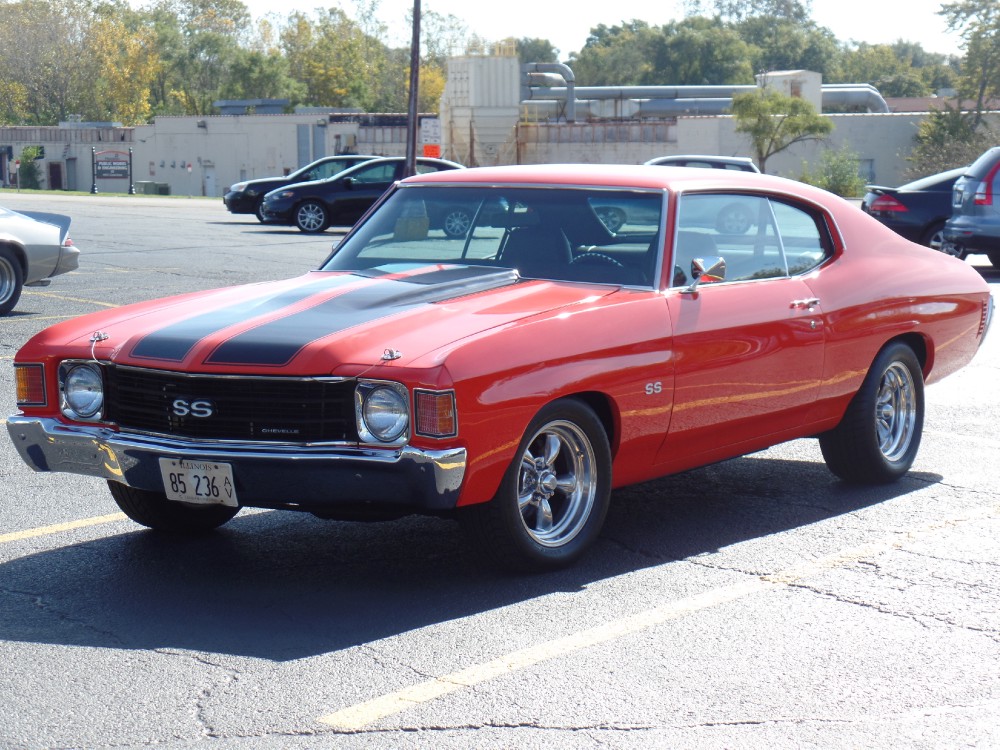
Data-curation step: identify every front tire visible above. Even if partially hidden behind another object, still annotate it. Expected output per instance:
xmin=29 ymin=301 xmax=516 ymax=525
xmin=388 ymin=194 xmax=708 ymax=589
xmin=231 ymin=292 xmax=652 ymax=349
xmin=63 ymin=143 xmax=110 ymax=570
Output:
xmin=0 ymin=245 xmax=25 ymax=316
xmin=295 ymin=200 xmax=329 ymax=233
xmin=461 ymin=399 xmax=611 ymax=572
xmin=108 ymin=481 xmax=239 ymax=533
xmin=819 ymin=342 xmax=924 ymax=484
xmin=988 ymin=251 xmax=1000 ymax=268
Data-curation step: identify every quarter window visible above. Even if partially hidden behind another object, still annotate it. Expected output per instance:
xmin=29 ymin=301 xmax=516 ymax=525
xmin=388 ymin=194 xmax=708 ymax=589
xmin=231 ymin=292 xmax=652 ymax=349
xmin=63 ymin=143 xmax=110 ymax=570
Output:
xmin=672 ymin=193 xmax=829 ymax=286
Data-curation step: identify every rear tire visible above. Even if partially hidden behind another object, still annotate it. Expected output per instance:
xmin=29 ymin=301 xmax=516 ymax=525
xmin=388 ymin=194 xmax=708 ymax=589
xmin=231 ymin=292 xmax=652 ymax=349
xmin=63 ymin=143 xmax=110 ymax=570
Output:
xmin=819 ymin=342 xmax=924 ymax=484
xmin=108 ymin=481 xmax=239 ymax=533
xmin=988 ymin=251 xmax=1000 ymax=269
xmin=0 ymin=245 xmax=24 ymax=316
xmin=920 ymin=220 xmax=946 ymax=251
xmin=460 ymin=399 xmax=611 ymax=572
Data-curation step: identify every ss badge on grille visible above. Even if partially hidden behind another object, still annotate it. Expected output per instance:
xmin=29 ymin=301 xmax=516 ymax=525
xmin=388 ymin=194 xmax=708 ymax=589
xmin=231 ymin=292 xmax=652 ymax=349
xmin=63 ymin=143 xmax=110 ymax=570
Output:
xmin=171 ymin=398 xmax=215 ymax=418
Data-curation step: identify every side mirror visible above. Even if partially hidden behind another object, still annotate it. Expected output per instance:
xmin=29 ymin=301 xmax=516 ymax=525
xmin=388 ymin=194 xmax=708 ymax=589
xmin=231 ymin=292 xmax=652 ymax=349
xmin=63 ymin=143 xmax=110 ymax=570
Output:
xmin=684 ymin=256 xmax=726 ymax=293
xmin=342 ymin=177 xmax=355 ymax=190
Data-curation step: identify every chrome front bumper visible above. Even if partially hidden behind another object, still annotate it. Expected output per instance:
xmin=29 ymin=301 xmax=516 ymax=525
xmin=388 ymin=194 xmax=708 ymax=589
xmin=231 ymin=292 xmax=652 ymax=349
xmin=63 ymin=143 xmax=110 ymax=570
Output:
xmin=6 ymin=416 xmax=467 ymax=511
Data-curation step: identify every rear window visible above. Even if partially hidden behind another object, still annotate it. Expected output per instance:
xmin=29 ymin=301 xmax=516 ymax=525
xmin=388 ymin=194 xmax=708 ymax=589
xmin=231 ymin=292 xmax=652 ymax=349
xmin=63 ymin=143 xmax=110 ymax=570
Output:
xmin=966 ymin=147 xmax=1000 ymax=179
xmin=898 ymin=167 xmax=966 ymax=191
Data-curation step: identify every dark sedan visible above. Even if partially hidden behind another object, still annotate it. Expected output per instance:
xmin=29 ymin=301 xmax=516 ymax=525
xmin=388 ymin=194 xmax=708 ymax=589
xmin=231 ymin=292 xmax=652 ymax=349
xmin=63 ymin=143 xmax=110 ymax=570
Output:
xmin=861 ymin=167 xmax=966 ymax=250
xmin=260 ymin=157 xmax=464 ymax=232
xmin=223 ymin=154 xmax=377 ymax=221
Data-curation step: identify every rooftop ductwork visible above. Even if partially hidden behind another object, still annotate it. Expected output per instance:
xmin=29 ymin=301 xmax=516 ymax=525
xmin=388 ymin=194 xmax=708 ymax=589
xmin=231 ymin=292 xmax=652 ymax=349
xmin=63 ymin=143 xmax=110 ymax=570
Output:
xmin=520 ymin=67 xmax=891 ymax=120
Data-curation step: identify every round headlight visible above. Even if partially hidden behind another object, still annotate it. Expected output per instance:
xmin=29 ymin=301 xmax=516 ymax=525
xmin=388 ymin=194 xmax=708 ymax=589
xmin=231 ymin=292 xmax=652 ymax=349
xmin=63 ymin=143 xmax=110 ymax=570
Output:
xmin=63 ymin=364 xmax=104 ymax=418
xmin=361 ymin=386 xmax=408 ymax=443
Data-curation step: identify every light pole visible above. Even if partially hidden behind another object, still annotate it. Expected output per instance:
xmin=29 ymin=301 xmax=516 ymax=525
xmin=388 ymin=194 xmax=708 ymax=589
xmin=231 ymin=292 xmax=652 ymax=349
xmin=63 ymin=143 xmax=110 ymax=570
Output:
xmin=404 ymin=0 xmax=421 ymax=178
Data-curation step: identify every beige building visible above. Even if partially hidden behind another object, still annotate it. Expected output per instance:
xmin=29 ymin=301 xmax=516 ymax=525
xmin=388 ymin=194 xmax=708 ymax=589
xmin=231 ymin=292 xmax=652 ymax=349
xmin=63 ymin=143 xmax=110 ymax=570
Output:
xmin=1 ymin=55 xmax=992 ymax=197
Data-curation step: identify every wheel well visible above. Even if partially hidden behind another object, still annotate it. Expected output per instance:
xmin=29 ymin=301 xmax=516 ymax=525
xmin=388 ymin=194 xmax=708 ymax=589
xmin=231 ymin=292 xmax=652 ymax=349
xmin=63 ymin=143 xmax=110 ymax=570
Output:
xmin=565 ymin=391 xmax=617 ymax=452
xmin=889 ymin=332 xmax=929 ymax=375
xmin=0 ymin=241 xmax=27 ymax=275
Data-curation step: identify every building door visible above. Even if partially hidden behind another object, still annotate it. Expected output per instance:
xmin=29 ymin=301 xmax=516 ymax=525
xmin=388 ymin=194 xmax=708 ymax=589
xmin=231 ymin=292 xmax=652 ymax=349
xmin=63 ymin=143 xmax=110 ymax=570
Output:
xmin=48 ymin=162 xmax=64 ymax=190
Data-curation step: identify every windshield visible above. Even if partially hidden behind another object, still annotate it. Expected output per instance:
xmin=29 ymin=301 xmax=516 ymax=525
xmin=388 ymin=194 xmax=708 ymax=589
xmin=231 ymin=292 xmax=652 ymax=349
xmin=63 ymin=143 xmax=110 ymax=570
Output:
xmin=321 ymin=185 xmax=664 ymax=287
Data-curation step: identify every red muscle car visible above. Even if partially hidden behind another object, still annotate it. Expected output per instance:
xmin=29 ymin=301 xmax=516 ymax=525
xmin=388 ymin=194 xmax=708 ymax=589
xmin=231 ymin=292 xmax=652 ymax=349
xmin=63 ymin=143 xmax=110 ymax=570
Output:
xmin=7 ymin=165 xmax=994 ymax=572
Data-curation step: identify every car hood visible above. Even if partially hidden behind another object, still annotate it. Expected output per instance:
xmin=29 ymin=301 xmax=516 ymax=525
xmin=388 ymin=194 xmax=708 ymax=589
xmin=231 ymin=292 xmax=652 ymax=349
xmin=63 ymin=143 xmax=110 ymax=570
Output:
xmin=38 ymin=265 xmax=617 ymax=376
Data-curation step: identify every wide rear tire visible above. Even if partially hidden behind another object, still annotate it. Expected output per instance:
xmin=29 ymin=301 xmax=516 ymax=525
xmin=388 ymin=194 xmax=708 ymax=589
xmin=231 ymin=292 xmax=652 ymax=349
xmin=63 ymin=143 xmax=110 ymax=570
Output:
xmin=819 ymin=342 xmax=924 ymax=484
xmin=108 ymin=481 xmax=239 ymax=533
xmin=461 ymin=399 xmax=611 ymax=572
xmin=0 ymin=246 xmax=24 ymax=316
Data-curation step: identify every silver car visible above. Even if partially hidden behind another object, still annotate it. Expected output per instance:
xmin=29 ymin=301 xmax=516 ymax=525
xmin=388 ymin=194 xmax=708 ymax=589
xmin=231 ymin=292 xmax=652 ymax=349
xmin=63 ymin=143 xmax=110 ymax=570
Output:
xmin=0 ymin=206 xmax=79 ymax=315
xmin=943 ymin=146 xmax=1000 ymax=268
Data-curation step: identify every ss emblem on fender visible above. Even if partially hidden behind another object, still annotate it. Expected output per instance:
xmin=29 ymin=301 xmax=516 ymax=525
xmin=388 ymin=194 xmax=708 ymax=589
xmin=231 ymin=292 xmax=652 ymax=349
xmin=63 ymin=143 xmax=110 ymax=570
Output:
xmin=171 ymin=398 xmax=215 ymax=418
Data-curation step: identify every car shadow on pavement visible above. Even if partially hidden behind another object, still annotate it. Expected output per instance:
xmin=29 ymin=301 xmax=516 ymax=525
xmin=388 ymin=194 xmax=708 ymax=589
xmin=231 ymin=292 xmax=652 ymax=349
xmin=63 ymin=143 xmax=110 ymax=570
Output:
xmin=0 ymin=453 xmax=940 ymax=662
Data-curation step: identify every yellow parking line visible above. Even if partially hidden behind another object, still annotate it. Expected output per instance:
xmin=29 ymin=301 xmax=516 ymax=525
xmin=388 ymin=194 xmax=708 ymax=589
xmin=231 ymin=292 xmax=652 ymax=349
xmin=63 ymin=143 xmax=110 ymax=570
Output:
xmin=318 ymin=504 xmax=998 ymax=731
xmin=23 ymin=291 xmax=118 ymax=308
xmin=0 ymin=513 xmax=127 ymax=544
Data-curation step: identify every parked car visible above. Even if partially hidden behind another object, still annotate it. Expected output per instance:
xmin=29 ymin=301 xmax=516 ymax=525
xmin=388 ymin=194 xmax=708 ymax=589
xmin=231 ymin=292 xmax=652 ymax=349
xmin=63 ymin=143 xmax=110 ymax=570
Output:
xmin=223 ymin=154 xmax=378 ymax=221
xmin=943 ymin=146 xmax=1000 ymax=267
xmin=0 ymin=206 xmax=79 ymax=316
xmin=644 ymin=154 xmax=761 ymax=172
xmin=861 ymin=167 xmax=966 ymax=250
xmin=591 ymin=155 xmax=762 ymax=233
xmin=260 ymin=156 xmax=464 ymax=232
xmin=7 ymin=165 xmax=993 ymax=572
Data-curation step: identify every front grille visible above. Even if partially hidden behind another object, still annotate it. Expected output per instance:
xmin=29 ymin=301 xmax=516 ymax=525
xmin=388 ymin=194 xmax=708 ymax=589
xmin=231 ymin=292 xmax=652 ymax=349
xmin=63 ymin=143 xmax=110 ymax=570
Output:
xmin=104 ymin=366 xmax=358 ymax=443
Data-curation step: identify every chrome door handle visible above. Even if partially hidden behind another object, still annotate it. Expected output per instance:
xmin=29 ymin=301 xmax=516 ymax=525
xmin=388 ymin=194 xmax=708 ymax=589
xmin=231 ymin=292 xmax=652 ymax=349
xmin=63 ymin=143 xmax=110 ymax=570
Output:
xmin=790 ymin=297 xmax=820 ymax=310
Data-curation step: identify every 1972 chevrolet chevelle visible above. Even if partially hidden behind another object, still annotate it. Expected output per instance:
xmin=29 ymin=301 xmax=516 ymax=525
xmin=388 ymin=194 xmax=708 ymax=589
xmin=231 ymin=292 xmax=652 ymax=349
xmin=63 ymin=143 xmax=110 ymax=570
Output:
xmin=7 ymin=165 xmax=994 ymax=571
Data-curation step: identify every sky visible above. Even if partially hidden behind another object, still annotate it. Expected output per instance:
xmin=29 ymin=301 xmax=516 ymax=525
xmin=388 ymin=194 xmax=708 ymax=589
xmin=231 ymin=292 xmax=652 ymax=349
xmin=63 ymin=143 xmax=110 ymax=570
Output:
xmin=244 ymin=0 xmax=965 ymax=58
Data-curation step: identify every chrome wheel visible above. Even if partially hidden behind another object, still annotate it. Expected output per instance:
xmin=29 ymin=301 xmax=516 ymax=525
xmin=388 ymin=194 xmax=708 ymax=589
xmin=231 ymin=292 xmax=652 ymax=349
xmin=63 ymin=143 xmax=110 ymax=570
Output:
xmin=517 ymin=420 xmax=597 ymax=547
xmin=443 ymin=209 xmax=472 ymax=238
xmin=715 ymin=204 xmax=752 ymax=234
xmin=876 ymin=361 xmax=917 ymax=462
xmin=460 ymin=399 xmax=612 ymax=571
xmin=819 ymin=342 xmax=924 ymax=484
xmin=295 ymin=201 xmax=328 ymax=232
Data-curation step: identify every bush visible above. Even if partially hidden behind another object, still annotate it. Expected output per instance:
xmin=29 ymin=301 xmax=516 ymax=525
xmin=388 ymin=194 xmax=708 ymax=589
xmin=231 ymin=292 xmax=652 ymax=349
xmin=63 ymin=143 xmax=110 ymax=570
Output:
xmin=800 ymin=145 xmax=866 ymax=197
xmin=17 ymin=146 xmax=42 ymax=189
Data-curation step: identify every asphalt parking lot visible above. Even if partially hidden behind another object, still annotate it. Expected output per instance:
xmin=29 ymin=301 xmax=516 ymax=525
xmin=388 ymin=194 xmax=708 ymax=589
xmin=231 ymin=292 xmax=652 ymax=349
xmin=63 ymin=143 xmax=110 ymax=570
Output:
xmin=1 ymin=192 xmax=998 ymax=749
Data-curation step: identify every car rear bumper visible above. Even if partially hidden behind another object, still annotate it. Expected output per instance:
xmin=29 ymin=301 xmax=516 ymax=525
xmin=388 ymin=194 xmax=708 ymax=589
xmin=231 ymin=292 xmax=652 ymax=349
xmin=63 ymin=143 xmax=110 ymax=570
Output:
xmin=943 ymin=218 xmax=1000 ymax=253
xmin=6 ymin=416 xmax=467 ymax=512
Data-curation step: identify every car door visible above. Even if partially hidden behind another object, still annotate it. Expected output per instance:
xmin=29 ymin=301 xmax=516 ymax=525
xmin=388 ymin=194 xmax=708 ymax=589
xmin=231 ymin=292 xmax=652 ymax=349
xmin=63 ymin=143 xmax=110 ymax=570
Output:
xmin=657 ymin=193 xmax=829 ymax=463
xmin=328 ymin=161 xmax=399 ymax=225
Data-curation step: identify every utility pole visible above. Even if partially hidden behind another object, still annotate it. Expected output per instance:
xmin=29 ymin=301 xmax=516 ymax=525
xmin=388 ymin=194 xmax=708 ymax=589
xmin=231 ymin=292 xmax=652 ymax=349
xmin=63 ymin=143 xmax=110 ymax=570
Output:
xmin=403 ymin=0 xmax=421 ymax=178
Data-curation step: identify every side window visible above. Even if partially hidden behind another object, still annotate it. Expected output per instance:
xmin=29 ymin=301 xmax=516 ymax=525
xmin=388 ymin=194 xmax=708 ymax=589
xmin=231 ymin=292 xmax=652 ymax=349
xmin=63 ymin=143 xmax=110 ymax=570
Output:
xmin=769 ymin=200 xmax=829 ymax=275
xmin=673 ymin=194 xmax=829 ymax=286
xmin=351 ymin=163 xmax=395 ymax=184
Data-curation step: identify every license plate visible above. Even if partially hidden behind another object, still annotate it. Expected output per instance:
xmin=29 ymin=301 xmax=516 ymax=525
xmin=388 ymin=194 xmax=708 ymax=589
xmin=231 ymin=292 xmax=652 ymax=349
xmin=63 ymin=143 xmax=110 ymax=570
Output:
xmin=158 ymin=458 xmax=238 ymax=507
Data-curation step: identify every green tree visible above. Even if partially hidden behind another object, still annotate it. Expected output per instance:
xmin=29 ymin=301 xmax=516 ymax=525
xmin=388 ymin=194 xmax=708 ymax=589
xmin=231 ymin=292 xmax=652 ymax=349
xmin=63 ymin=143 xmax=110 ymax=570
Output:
xmin=17 ymin=146 xmax=43 ymax=189
xmin=570 ymin=21 xmax=660 ymax=85
xmin=736 ymin=17 xmax=840 ymax=76
xmin=684 ymin=0 xmax=812 ymax=22
xmin=571 ymin=18 xmax=753 ymax=87
xmin=651 ymin=17 xmax=754 ymax=85
xmin=731 ymin=87 xmax=833 ymax=172
xmin=830 ymin=43 xmax=931 ymax=98
xmin=941 ymin=0 xmax=1000 ymax=128
xmin=906 ymin=103 xmax=996 ymax=177
xmin=517 ymin=38 xmax=558 ymax=64
xmin=85 ymin=15 xmax=161 ymax=124
xmin=799 ymin=144 xmax=866 ymax=197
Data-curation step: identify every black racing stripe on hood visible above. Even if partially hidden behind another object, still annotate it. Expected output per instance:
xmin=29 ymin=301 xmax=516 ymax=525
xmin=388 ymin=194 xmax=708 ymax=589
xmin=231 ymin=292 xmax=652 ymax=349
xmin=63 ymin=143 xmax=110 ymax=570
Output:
xmin=205 ymin=265 xmax=519 ymax=367
xmin=128 ymin=275 xmax=357 ymax=362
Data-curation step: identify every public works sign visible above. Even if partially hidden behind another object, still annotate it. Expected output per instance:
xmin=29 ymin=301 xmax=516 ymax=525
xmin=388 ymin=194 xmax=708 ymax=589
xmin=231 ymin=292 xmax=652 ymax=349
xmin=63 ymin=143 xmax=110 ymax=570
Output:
xmin=95 ymin=150 xmax=130 ymax=179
